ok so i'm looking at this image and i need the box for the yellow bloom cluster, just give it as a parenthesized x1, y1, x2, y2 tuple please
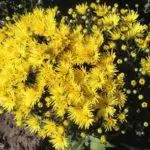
(68, 3, 148, 52)
(1, 2, 149, 149)
(141, 57, 150, 75)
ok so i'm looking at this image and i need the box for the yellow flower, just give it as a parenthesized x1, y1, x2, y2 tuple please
(26, 115, 41, 133)
(131, 52, 137, 58)
(63, 120, 69, 127)
(68, 8, 73, 15)
(122, 10, 138, 23)
(72, 12, 77, 18)
(74, 68, 85, 84)
(109, 29, 121, 40)
(103, 45, 110, 50)
(97, 128, 102, 134)
(0, 108, 4, 115)
(115, 91, 126, 108)
(23, 88, 39, 108)
(117, 59, 123, 64)
(126, 23, 146, 39)
(97, 104, 116, 119)
(38, 102, 43, 108)
(14, 111, 24, 126)
(50, 135, 68, 150)
(68, 103, 94, 129)
(138, 94, 144, 100)
(118, 113, 126, 123)
(57, 126, 65, 135)
(102, 14, 120, 28)
(6, 16, 10, 21)
(42, 120, 57, 137)
(0, 96, 15, 111)
(45, 111, 51, 117)
(95, 4, 109, 16)
(143, 122, 149, 127)
(86, 67, 106, 90)
(121, 130, 126, 134)
(121, 45, 127, 51)
(133, 90, 137, 94)
(90, 3, 96, 9)
(141, 57, 150, 75)
(141, 102, 148, 108)
(104, 118, 117, 131)
(131, 80, 137, 87)
(126, 89, 131, 95)
(76, 3, 88, 14)
(108, 41, 116, 49)
(114, 126, 120, 131)
(139, 78, 145, 85)
(50, 83, 70, 117)
(120, 9, 128, 15)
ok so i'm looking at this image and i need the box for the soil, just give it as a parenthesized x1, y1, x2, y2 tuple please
(0, 113, 52, 150)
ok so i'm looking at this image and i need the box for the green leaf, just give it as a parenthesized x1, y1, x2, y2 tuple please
(90, 136, 106, 150)
(69, 140, 85, 150)
(105, 142, 115, 148)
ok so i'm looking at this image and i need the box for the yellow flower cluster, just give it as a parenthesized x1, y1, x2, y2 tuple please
(67, 3, 148, 52)
(0, 2, 149, 149)
(141, 57, 150, 75)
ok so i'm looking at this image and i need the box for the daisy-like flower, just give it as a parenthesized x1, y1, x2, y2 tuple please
(122, 10, 139, 23)
(126, 23, 146, 39)
(102, 13, 120, 28)
(109, 29, 121, 40)
(104, 118, 117, 131)
(23, 88, 40, 108)
(50, 135, 68, 150)
(25, 115, 41, 133)
(0, 96, 15, 111)
(68, 103, 94, 129)
(76, 3, 88, 15)
(95, 4, 109, 17)
(118, 113, 127, 123)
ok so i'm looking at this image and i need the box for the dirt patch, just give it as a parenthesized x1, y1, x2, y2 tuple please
(0, 113, 52, 150)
